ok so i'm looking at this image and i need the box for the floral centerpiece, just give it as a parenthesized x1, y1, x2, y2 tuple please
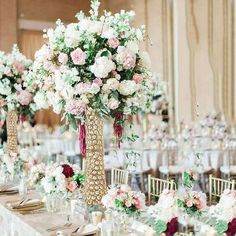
(209, 189, 236, 235)
(143, 76, 167, 115)
(0, 153, 26, 180)
(182, 171, 197, 189)
(31, 0, 156, 205)
(31, 0, 154, 153)
(0, 45, 35, 154)
(41, 163, 85, 196)
(101, 184, 145, 216)
(28, 163, 46, 187)
(177, 190, 206, 217)
(0, 45, 34, 117)
(147, 189, 178, 236)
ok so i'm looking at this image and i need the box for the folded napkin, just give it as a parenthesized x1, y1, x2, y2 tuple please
(0, 185, 18, 194)
(7, 198, 44, 212)
(54, 224, 98, 236)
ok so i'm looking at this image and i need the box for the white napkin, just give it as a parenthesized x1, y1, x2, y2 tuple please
(56, 224, 98, 236)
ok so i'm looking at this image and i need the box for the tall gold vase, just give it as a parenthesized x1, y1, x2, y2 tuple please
(83, 111, 107, 205)
(6, 111, 18, 154)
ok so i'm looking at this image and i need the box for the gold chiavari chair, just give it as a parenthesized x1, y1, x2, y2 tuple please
(111, 168, 129, 186)
(147, 174, 176, 205)
(209, 174, 235, 204)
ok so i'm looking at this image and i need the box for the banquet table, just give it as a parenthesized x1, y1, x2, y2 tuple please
(0, 191, 155, 236)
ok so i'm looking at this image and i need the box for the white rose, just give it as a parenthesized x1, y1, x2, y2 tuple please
(90, 57, 116, 78)
(118, 80, 138, 96)
(106, 78, 119, 90)
(107, 97, 120, 110)
(80, 94, 89, 104)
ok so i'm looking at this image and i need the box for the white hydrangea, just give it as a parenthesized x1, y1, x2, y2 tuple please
(90, 57, 116, 78)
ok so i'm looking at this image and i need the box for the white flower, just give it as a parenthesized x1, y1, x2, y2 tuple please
(126, 41, 139, 54)
(34, 92, 49, 109)
(107, 97, 120, 110)
(102, 78, 119, 92)
(64, 23, 81, 48)
(136, 28, 144, 41)
(90, 83, 100, 94)
(90, 57, 116, 78)
(118, 80, 138, 96)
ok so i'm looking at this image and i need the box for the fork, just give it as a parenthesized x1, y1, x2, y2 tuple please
(46, 223, 72, 232)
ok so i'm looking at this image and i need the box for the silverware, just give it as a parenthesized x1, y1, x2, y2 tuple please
(71, 223, 86, 235)
(46, 223, 72, 232)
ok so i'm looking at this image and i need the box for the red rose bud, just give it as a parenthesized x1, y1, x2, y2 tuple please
(61, 164, 74, 178)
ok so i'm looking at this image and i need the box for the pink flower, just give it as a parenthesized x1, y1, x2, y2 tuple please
(196, 201, 203, 209)
(66, 181, 78, 192)
(65, 100, 86, 115)
(0, 100, 5, 107)
(75, 82, 90, 95)
(70, 48, 86, 65)
(17, 90, 32, 106)
(116, 46, 136, 70)
(58, 53, 68, 64)
(108, 38, 120, 48)
(13, 61, 25, 74)
(120, 184, 132, 192)
(133, 73, 143, 84)
(93, 78, 103, 86)
(186, 200, 193, 208)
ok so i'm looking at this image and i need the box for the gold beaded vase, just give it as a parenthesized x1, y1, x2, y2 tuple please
(83, 111, 107, 205)
(6, 110, 18, 154)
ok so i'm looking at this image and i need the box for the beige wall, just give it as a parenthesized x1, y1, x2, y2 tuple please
(102, 0, 236, 126)
(0, 0, 90, 52)
(0, 0, 235, 125)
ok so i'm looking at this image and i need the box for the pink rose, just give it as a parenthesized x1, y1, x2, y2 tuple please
(17, 90, 32, 106)
(0, 100, 5, 107)
(58, 53, 68, 64)
(116, 46, 136, 70)
(186, 200, 193, 208)
(108, 38, 120, 49)
(132, 73, 143, 84)
(70, 48, 86, 65)
(93, 78, 103, 86)
(66, 181, 78, 192)
(65, 100, 86, 115)
(13, 61, 25, 74)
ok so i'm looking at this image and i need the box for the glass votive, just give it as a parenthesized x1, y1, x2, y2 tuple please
(104, 210, 112, 220)
(91, 211, 103, 225)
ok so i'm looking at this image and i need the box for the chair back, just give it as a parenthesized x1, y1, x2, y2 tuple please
(111, 168, 129, 186)
(148, 175, 175, 204)
(209, 174, 235, 204)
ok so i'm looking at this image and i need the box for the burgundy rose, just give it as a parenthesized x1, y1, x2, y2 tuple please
(61, 164, 74, 178)
(226, 218, 236, 236)
(165, 217, 178, 236)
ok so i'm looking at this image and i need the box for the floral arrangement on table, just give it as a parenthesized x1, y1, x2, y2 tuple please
(142, 76, 167, 115)
(0, 153, 25, 176)
(28, 163, 46, 186)
(208, 189, 236, 235)
(41, 163, 85, 196)
(147, 189, 178, 236)
(101, 184, 146, 216)
(177, 190, 207, 217)
(30, 0, 155, 155)
(0, 45, 35, 120)
(182, 171, 197, 189)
